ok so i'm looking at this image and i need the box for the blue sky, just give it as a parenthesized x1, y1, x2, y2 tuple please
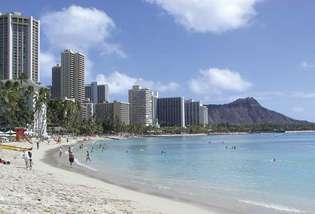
(2, 0, 315, 121)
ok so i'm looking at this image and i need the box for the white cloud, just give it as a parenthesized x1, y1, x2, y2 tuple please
(40, 5, 125, 84)
(145, 0, 260, 33)
(189, 68, 252, 94)
(96, 71, 179, 94)
(41, 5, 125, 56)
(300, 61, 315, 70)
(40, 52, 58, 83)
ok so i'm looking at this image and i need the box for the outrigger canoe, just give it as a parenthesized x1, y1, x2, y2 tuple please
(0, 144, 32, 151)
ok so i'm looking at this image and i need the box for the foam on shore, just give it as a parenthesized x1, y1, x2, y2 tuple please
(239, 199, 305, 213)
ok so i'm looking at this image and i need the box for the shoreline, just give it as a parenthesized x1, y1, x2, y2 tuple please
(43, 141, 233, 214)
(42, 137, 307, 214)
(38, 137, 216, 214)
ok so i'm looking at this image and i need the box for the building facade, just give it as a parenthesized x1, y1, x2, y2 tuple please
(199, 105, 209, 127)
(95, 101, 129, 125)
(97, 84, 109, 103)
(85, 82, 109, 103)
(61, 49, 85, 103)
(185, 100, 208, 127)
(128, 85, 153, 126)
(152, 92, 159, 126)
(81, 102, 95, 121)
(51, 64, 61, 99)
(0, 12, 40, 82)
(157, 97, 185, 127)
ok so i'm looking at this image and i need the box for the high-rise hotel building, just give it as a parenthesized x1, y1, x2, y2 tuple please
(185, 100, 208, 127)
(61, 49, 85, 103)
(157, 97, 185, 127)
(128, 85, 153, 126)
(0, 12, 40, 82)
(51, 64, 61, 99)
(85, 81, 109, 103)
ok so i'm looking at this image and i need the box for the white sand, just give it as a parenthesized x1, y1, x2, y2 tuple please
(0, 138, 214, 214)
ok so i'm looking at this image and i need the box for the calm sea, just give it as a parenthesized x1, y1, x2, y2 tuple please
(74, 133, 315, 213)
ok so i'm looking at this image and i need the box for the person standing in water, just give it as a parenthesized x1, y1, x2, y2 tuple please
(69, 150, 74, 167)
(86, 151, 91, 162)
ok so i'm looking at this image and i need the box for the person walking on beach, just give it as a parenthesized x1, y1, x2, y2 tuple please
(59, 146, 63, 158)
(86, 151, 91, 162)
(68, 146, 72, 153)
(69, 150, 74, 167)
(28, 151, 32, 170)
(22, 151, 29, 169)
(36, 141, 39, 150)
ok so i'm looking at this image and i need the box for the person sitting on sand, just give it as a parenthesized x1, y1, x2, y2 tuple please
(69, 151, 74, 167)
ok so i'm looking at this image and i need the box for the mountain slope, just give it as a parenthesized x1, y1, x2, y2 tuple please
(205, 97, 310, 125)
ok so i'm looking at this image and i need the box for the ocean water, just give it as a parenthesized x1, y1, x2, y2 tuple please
(74, 133, 315, 213)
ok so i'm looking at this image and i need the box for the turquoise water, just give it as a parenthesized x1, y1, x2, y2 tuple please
(75, 133, 315, 213)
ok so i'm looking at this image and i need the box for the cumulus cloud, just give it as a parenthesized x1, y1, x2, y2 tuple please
(189, 68, 252, 94)
(96, 71, 179, 94)
(41, 5, 125, 56)
(145, 0, 260, 33)
(40, 5, 125, 83)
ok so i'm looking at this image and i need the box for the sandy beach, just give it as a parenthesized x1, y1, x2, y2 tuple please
(0, 137, 214, 214)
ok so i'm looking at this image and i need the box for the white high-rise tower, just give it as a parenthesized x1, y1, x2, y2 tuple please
(61, 49, 85, 103)
(0, 12, 40, 82)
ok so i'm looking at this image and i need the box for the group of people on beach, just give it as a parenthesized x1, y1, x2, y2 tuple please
(58, 144, 95, 167)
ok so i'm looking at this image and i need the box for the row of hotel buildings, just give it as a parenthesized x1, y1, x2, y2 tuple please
(0, 12, 209, 132)
(85, 85, 209, 128)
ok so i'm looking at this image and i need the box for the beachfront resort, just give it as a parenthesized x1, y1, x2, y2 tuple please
(1, 2, 315, 214)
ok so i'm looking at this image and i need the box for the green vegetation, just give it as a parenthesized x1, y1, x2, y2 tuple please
(0, 80, 35, 129)
(0, 79, 49, 137)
